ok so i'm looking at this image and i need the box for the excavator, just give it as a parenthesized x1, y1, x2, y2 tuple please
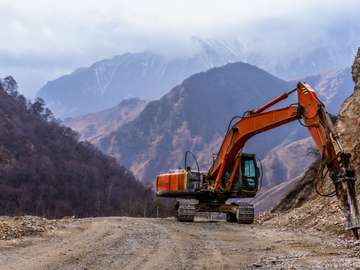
(155, 82, 360, 239)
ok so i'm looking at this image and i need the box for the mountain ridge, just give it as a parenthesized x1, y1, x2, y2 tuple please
(38, 34, 359, 118)
(38, 49, 243, 118)
(64, 98, 147, 143)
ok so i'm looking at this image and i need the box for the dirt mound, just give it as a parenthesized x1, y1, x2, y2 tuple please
(0, 216, 73, 240)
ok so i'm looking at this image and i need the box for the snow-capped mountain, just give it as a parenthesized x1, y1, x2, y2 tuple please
(37, 30, 359, 118)
(37, 48, 245, 118)
(193, 35, 359, 80)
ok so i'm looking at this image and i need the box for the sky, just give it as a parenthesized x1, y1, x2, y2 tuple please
(1, 0, 360, 97)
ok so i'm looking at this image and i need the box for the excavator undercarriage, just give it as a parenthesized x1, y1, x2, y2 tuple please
(157, 152, 259, 223)
(175, 199, 255, 224)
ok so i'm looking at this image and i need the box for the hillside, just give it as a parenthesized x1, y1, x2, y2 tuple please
(64, 98, 147, 143)
(262, 48, 360, 237)
(0, 77, 157, 218)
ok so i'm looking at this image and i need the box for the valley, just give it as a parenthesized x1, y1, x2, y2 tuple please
(2, 2, 360, 270)
(70, 63, 353, 192)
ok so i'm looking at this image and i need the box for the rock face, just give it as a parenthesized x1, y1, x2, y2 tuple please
(337, 48, 360, 166)
(64, 98, 147, 144)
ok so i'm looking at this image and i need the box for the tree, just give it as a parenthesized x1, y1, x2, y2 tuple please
(30, 97, 46, 115)
(0, 76, 167, 218)
(43, 108, 55, 121)
(2, 76, 18, 97)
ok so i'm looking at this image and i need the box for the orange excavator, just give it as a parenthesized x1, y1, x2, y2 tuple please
(155, 82, 360, 238)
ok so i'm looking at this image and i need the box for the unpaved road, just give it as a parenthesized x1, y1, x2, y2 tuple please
(1, 217, 360, 270)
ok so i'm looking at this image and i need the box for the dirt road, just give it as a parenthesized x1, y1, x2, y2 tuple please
(1, 217, 360, 270)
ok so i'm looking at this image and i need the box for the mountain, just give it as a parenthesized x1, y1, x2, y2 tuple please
(37, 31, 359, 119)
(96, 62, 305, 184)
(0, 77, 158, 218)
(261, 138, 315, 188)
(37, 48, 246, 118)
(300, 68, 353, 114)
(194, 36, 358, 80)
(64, 98, 147, 143)
(65, 63, 351, 188)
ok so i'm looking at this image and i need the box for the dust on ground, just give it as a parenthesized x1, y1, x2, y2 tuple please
(1, 216, 360, 270)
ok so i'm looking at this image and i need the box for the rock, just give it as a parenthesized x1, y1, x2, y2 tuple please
(0, 215, 73, 240)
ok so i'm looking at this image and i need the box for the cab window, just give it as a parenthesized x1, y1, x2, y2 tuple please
(243, 159, 256, 178)
(242, 158, 258, 189)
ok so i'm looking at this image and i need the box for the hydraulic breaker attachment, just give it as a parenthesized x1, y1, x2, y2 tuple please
(327, 151, 360, 239)
(338, 172, 360, 239)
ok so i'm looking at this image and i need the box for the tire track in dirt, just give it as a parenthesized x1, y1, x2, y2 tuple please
(1, 217, 360, 270)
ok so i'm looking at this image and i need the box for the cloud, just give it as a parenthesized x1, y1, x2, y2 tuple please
(1, 0, 360, 96)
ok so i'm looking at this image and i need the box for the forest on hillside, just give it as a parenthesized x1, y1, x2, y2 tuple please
(0, 76, 166, 218)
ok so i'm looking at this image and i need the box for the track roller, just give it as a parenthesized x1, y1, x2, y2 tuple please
(176, 199, 197, 222)
(226, 213, 237, 223)
(236, 202, 254, 224)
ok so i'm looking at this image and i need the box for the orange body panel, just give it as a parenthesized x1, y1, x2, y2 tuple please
(156, 170, 187, 194)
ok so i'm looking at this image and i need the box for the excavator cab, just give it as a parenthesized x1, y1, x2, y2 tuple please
(224, 153, 260, 197)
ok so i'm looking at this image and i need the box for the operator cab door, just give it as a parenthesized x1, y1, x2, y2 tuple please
(240, 153, 259, 192)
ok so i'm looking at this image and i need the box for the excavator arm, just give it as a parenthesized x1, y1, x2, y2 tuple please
(209, 82, 360, 237)
(155, 82, 359, 237)
(208, 105, 299, 189)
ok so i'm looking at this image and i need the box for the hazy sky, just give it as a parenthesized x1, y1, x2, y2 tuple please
(1, 0, 360, 97)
